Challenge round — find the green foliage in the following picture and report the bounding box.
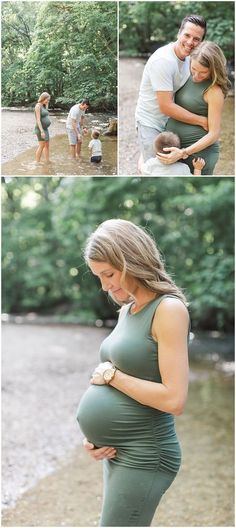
[2,177,234,331]
[2,1,117,111]
[119,1,234,59]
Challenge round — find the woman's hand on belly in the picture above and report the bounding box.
[83,437,117,461]
[90,361,114,385]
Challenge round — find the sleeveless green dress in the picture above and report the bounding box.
[77,295,184,526]
[166,76,220,175]
[35,104,51,141]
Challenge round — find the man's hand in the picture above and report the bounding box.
[198,116,208,131]
[83,438,117,460]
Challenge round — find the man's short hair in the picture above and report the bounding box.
[81,98,90,106]
[179,14,207,39]
[155,132,181,154]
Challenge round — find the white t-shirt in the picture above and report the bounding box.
[66,104,85,129]
[88,138,102,156]
[135,43,190,131]
[142,157,191,176]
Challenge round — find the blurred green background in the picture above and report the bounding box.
[2,176,234,331]
[119,1,234,62]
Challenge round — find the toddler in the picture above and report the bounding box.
[89,129,102,163]
[142,132,205,176]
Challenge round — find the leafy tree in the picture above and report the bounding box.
[119,1,235,60]
[1,1,38,105]
[2,1,117,111]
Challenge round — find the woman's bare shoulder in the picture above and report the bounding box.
[152,297,189,341]
[206,83,224,100]
[152,296,189,332]
[156,296,188,317]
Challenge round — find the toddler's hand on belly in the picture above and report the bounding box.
[83,437,117,460]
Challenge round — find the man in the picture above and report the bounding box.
[66,99,89,158]
[135,15,207,162]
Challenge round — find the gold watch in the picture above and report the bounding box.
[103,366,117,384]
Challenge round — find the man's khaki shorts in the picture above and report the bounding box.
[136,123,160,162]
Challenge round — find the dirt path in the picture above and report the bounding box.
[119,58,235,176]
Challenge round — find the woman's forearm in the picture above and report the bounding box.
[109,369,185,415]
[185,130,220,157]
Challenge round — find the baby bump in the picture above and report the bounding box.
[166,119,207,148]
[77,385,181,471]
[77,384,155,447]
[41,115,51,129]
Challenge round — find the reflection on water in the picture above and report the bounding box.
[168,359,234,527]
[2,134,117,176]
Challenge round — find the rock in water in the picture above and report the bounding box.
[103,118,117,136]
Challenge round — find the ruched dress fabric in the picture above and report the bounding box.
[35,105,51,141]
[77,295,182,526]
[166,76,220,175]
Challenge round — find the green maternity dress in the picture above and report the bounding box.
[35,105,51,141]
[166,76,220,175]
[77,295,185,526]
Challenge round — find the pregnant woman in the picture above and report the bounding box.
[35,91,51,163]
[159,41,231,175]
[77,219,189,527]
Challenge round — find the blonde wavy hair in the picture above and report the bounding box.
[38,92,50,104]
[84,219,186,305]
[191,41,231,97]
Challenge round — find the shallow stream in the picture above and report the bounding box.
[1,111,117,176]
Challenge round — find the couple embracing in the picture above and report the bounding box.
[136,14,231,176]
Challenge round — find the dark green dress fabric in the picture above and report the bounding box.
[166,76,220,175]
[35,105,51,141]
[77,295,183,526]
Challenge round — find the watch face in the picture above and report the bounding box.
[104,369,112,381]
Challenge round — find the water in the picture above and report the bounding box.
[1,112,117,176]
[169,362,234,526]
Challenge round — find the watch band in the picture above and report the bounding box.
[182,148,189,159]
[104,366,117,384]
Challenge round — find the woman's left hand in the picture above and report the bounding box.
[157,147,183,164]
[90,361,113,385]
